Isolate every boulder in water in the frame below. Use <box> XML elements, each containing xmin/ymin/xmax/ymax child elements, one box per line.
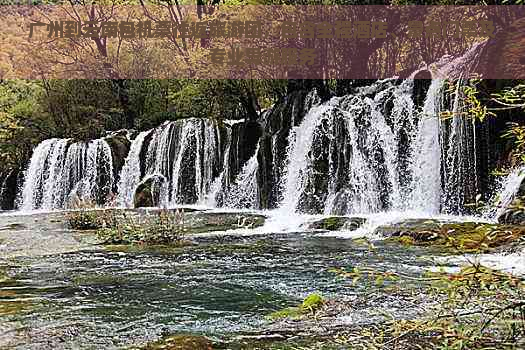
<box><xmin>308</xmin><ymin>216</ymin><xmax>365</xmax><ymax>231</ymax></box>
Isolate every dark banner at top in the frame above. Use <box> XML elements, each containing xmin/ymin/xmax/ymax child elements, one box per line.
<box><xmin>1</xmin><ymin>5</ymin><xmax>524</xmax><ymax>79</ymax></box>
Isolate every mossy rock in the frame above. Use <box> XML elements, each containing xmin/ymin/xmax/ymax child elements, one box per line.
<box><xmin>144</xmin><ymin>334</ymin><xmax>213</xmax><ymax>350</ymax></box>
<box><xmin>267</xmin><ymin>306</ymin><xmax>303</xmax><ymax>320</ymax></box>
<box><xmin>308</xmin><ymin>216</ymin><xmax>365</xmax><ymax>231</ymax></box>
<box><xmin>382</xmin><ymin>219</ymin><xmax>525</xmax><ymax>253</ymax></box>
<box><xmin>267</xmin><ymin>293</ymin><xmax>325</xmax><ymax>320</ymax></box>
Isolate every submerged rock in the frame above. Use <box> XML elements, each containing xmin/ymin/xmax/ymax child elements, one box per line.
<box><xmin>143</xmin><ymin>334</ymin><xmax>214</xmax><ymax>350</ymax></box>
<box><xmin>308</xmin><ymin>216</ymin><xmax>365</xmax><ymax>231</ymax></box>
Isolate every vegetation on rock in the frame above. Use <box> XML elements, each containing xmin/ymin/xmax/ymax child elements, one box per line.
<box><xmin>268</xmin><ymin>293</ymin><xmax>325</xmax><ymax>320</ymax></box>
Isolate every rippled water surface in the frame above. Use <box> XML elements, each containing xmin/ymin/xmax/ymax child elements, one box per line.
<box><xmin>0</xmin><ymin>213</ymin><xmax>447</xmax><ymax>349</ymax></box>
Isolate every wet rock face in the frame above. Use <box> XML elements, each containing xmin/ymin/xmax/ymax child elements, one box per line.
<box><xmin>499</xmin><ymin>210</ymin><xmax>525</xmax><ymax>225</ymax></box>
<box><xmin>498</xmin><ymin>179</ymin><xmax>525</xmax><ymax>225</ymax></box>
<box><xmin>133</xmin><ymin>175</ymin><xmax>166</xmax><ymax>208</ymax></box>
<box><xmin>0</xmin><ymin>169</ymin><xmax>19</xmax><ymax>210</ymax></box>
<box><xmin>104</xmin><ymin>134</ymin><xmax>131</xmax><ymax>190</ymax></box>
<box><xmin>498</xmin><ymin>200</ymin><xmax>525</xmax><ymax>226</ymax></box>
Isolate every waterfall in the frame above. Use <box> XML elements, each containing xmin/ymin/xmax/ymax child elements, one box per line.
<box><xmin>407</xmin><ymin>79</ymin><xmax>443</xmax><ymax>214</ymax></box>
<box><xmin>116</xmin><ymin>130</ymin><xmax>150</xmax><ymax>207</ymax></box>
<box><xmin>19</xmin><ymin>138</ymin><xmax>114</xmax><ymax>210</ymax></box>
<box><xmin>143</xmin><ymin>118</ymin><xmax>221</xmax><ymax>206</ymax></box>
<box><xmin>203</xmin><ymin>127</ymin><xmax>232</xmax><ymax>207</ymax></box>
<box><xmin>224</xmin><ymin>143</ymin><xmax>260</xmax><ymax>209</ymax></box>
<box><xmin>485</xmin><ymin>165</ymin><xmax>525</xmax><ymax>220</ymax></box>
<box><xmin>20</xmin><ymin>139</ymin><xmax>67</xmax><ymax>210</ymax></box>
<box><xmin>17</xmin><ymin>79</ymin><xmax>482</xmax><ymax>214</ymax></box>
<box><xmin>279</xmin><ymin>79</ymin><xmax>438</xmax><ymax>215</ymax></box>
<box><xmin>440</xmin><ymin>79</ymin><xmax>478</xmax><ymax>214</ymax></box>
<box><xmin>16</xmin><ymin>47</ymin><xmax>491</xmax><ymax>214</ymax></box>
<box><xmin>280</xmin><ymin>102</ymin><xmax>332</xmax><ymax>213</ymax></box>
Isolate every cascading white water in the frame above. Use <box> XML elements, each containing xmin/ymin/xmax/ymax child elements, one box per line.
<box><xmin>203</xmin><ymin>127</ymin><xmax>232</xmax><ymax>207</ymax></box>
<box><xmin>20</xmin><ymin>139</ymin><xmax>63</xmax><ymax>211</ymax></box>
<box><xmin>224</xmin><ymin>143</ymin><xmax>260</xmax><ymax>209</ymax></box>
<box><xmin>485</xmin><ymin>165</ymin><xmax>525</xmax><ymax>220</ymax></box>
<box><xmin>116</xmin><ymin>131</ymin><xmax>150</xmax><ymax>207</ymax></box>
<box><xmin>279</xmin><ymin>79</ymin><xmax>444</xmax><ymax>215</ymax></box>
<box><xmin>279</xmin><ymin>102</ymin><xmax>333</xmax><ymax>213</ymax></box>
<box><xmin>141</xmin><ymin>118</ymin><xmax>221</xmax><ymax>206</ymax></box>
<box><xmin>407</xmin><ymin>79</ymin><xmax>444</xmax><ymax>214</ymax></box>
<box><xmin>19</xmin><ymin>138</ymin><xmax>114</xmax><ymax>210</ymax></box>
<box><xmin>17</xmin><ymin>42</ymin><xmax>491</xmax><ymax>214</ymax></box>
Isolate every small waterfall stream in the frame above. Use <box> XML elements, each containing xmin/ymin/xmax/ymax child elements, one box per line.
<box><xmin>116</xmin><ymin>131</ymin><xmax>151</xmax><ymax>208</ymax></box>
<box><xmin>485</xmin><ymin>165</ymin><xmax>525</xmax><ymax>220</ymax></box>
<box><xmin>224</xmin><ymin>143</ymin><xmax>261</xmax><ymax>209</ymax></box>
<box><xmin>279</xmin><ymin>79</ymin><xmax>443</xmax><ymax>215</ymax></box>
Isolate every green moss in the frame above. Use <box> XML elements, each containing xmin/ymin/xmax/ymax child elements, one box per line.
<box><xmin>267</xmin><ymin>306</ymin><xmax>303</xmax><ymax>320</ymax></box>
<box><xmin>267</xmin><ymin>293</ymin><xmax>325</xmax><ymax>320</ymax></box>
<box><xmin>301</xmin><ymin>293</ymin><xmax>324</xmax><ymax>312</ymax></box>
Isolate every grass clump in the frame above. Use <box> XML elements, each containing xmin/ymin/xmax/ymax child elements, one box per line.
<box><xmin>97</xmin><ymin>209</ymin><xmax>188</xmax><ymax>245</ymax></box>
<box><xmin>66</xmin><ymin>209</ymin><xmax>118</xmax><ymax>230</ymax></box>
<box><xmin>65</xmin><ymin>198</ymin><xmax>118</xmax><ymax>230</ymax></box>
